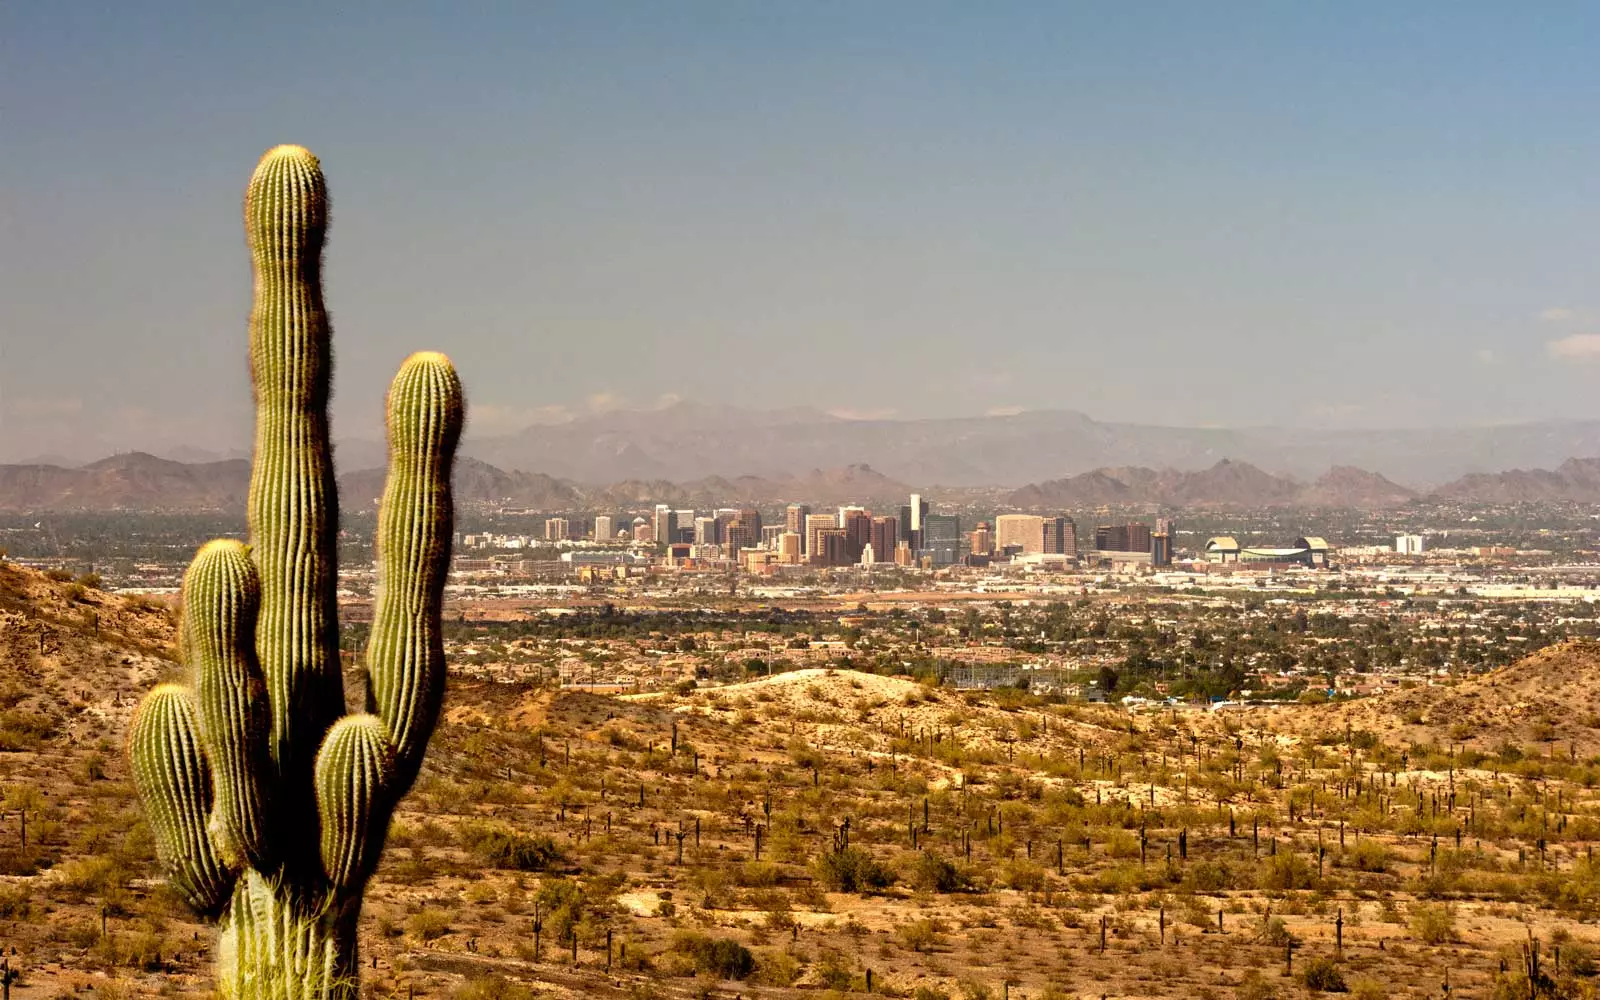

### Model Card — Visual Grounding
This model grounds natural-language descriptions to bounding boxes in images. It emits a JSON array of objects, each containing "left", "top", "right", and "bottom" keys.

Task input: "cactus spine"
[{"left": 129, "top": 145, "right": 464, "bottom": 1000}]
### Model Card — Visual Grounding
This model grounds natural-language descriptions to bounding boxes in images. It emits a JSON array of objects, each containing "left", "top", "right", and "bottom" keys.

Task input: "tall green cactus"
[{"left": 129, "top": 145, "right": 464, "bottom": 1000}]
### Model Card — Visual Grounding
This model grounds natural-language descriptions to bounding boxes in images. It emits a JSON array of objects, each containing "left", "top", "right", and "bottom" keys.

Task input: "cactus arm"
[
  {"left": 314, "top": 715, "right": 396, "bottom": 894},
  {"left": 244, "top": 145, "right": 344, "bottom": 785},
  {"left": 186, "top": 540, "right": 276, "bottom": 872},
  {"left": 129, "top": 685, "right": 236, "bottom": 914},
  {"left": 365, "top": 352, "right": 463, "bottom": 795}
]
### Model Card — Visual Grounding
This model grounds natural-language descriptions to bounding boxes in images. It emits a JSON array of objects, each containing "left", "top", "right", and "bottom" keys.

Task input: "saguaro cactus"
[{"left": 129, "top": 145, "right": 464, "bottom": 1000}]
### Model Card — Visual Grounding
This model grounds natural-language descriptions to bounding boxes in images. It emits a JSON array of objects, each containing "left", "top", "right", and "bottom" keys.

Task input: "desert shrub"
[
  {"left": 752, "top": 949, "right": 800, "bottom": 986},
  {"left": 1260, "top": 851, "right": 1317, "bottom": 891},
  {"left": 908, "top": 850, "right": 968, "bottom": 893},
  {"left": 1184, "top": 859, "right": 1239, "bottom": 892},
  {"left": 668, "top": 932, "right": 754, "bottom": 980},
  {"left": 1258, "top": 916, "right": 1294, "bottom": 948},
  {"left": 1002, "top": 859, "right": 1048, "bottom": 892},
  {"left": 452, "top": 976, "right": 538, "bottom": 1000},
  {"left": 0, "top": 710, "right": 59, "bottom": 750},
  {"left": 460, "top": 824, "right": 561, "bottom": 872},
  {"left": 1347, "top": 840, "right": 1388, "bottom": 873},
  {"left": 44, "top": 567, "right": 73, "bottom": 582},
  {"left": 408, "top": 908, "right": 452, "bottom": 942},
  {"left": 1302, "top": 956, "right": 1348, "bottom": 992},
  {"left": 813, "top": 847, "right": 894, "bottom": 894},
  {"left": 1236, "top": 970, "right": 1278, "bottom": 1000},
  {"left": 734, "top": 861, "right": 782, "bottom": 888},
  {"left": 1409, "top": 903, "right": 1456, "bottom": 945},
  {"left": 898, "top": 917, "right": 948, "bottom": 952},
  {"left": 536, "top": 877, "right": 590, "bottom": 944},
  {"left": 0, "top": 884, "right": 30, "bottom": 918}
]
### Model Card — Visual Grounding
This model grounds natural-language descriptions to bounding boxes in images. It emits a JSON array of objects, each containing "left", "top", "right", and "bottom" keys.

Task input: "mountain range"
[
  {"left": 452, "top": 403, "right": 1600, "bottom": 488},
  {"left": 1006, "top": 461, "right": 1418, "bottom": 509},
  {"left": 7, "top": 449, "right": 1600, "bottom": 513}
]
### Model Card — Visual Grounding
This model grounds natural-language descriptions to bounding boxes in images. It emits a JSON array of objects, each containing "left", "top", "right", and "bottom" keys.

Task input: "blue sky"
[{"left": 5, "top": 2, "right": 1600, "bottom": 460}]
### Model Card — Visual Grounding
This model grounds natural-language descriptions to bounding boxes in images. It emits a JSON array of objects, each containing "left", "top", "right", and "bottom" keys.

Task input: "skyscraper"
[
  {"left": 653, "top": 504, "right": 672, "bottom": 546},
  {"left": 971, "top": 521, "right": 992, "bottom": 556},
  {"left": 870, "top": 516, "right": 898, "bottom": 564},
  {"left": 805, "top": 514, "right": 838, "bottom": 563},
  {"left": 786, "top": 504, "right": 811, "bottom": 554},
  {"left": 544, "top": 517, "right": 570, "bottom": 542},
  {"left": 920, "top": 514, "right": 961, "bottom": 566},
  {"left": 909, "top": 493, "right": 927, "bottom": 533},
  {"left": 1095, "top": 523, "right": 1151, "bottom": 553},
  {"left": 995, "top": 514, "right": 1046, "bottom": 554},
  {"left": 593, "top": 515, "right": 614, "bottom": 541},
  {"left": 694, "top": 516, "right": 718, "bottom": 545},
  {"left": 1043, "top": 515, "right": 1076, "bottom": 555},
  {"left": 777, "top": 531, "right": 802, "bottom": 563},
  {"left": 817, "top": 528, "right": 850, "bottom": 567},
  {"left": 842, "top": 509, "right": 873, "bottom": 562},
  {"left": 725, "top": 521, "right": 757, "bottom": 556}
]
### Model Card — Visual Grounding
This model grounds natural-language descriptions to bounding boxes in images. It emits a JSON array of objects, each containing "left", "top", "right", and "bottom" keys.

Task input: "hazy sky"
[{"left": 6, "top": 2, "right": 1600, "bottom": 462}]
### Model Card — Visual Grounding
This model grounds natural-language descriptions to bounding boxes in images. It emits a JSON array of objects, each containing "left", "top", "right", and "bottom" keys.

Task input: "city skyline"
[{"left": 8, "top": 3, "right": 1600, "bottom": 463}]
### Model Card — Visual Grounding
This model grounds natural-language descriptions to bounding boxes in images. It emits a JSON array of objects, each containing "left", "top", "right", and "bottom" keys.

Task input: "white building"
[
  {"left": 1395, "top": 534, "right": 1426, "bottom": 555},
  {"left": 593, "top": 515, "right": 614, "bottom": 541}
]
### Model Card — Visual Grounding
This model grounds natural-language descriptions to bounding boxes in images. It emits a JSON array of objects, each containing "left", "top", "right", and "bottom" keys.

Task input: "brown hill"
[
  {"left": 337, "top": 457, "right": 583, "bottom": 511},
  {"left": 1430, "top": 457, "right": 1600, "bottom": 503},
  {"left": 1006, "top": 459, "right": 1302, "bottom": 508},
  {"left": 1272, "top": 639, "right": 1600, "bottom": 755},
  {"left": 0, "top": 453, "right": 249, "bottom": 512},
  {"left": 1295, "top": 465, "right": 1416, "bottom": 508}
]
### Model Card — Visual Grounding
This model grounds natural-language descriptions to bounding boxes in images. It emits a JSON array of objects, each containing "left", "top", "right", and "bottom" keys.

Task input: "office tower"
[
  {"left": 1094, "top": 525, "right": 1127, "bottom": 551},
  {"left": 1151, "top": 532, "right": 1172, "bottom": 566},
  {"left": 738, "top": 507, "right": 763, "bottom": 537},
  {"left": 1043, "top": 515, "right": 1076, "bottom": 555},
  {"left": 694, "top": 516, "right": 718, "bottom": 545},
  {"left": 971, "top": 521, "right": 992, "bottom": 556},
  {"left": 805, "top": 514, "right": 838, "bottom": 562},
  {"left": 870, "top": 516, "right": 898, "bottom": 564},
  {"left": 653, "top": 504, "right": 672, "bottom": 545},
  {"left": 777, "top": 531, "right": 802, "bottom": 563},
  {"left": 815, "top": 527, "right": 849, "bottom": 567},
  {"left": 725, "top": 521, "right": 757, "bottom": 556},
  {"left": 592, "top": 515, "right": 614, "bottom": 541},
  {"left": 786, "top": 504, "right": 811, "bottom": 553},
  {"left": 894, "top": 540, "right": 914, "bottom": 566},
  {"left": 838, "top": 504, "right": 866, "bottom": 528},
  {"left": 714, "top": 508, "right": 739, "bottom": 544},
  {"left": 860, "top": 542, "right": 876, "bottom": 566},
  {"left": 1128, "top": 524, "right": 1152, "bottom": 552},
  {"left": 631, "top": 517, "right": 652, "bottom": 543},
  {"left": 995, "top": 514, "right": 1046, "bottom": 554},
  {"left": 1095, "top": 523, "right": 1152, "bottom": 552},
  {"left": 761, "top": 524, "right": 784, "bottom": 546},
  {"left": 842, "top": 508, "right": 873, "bottom": 561},
  {"left": 909, "top": 494, "right": 928, "bottom": 533},
  {"left": 920, "top": 513, "right": 960, "bottom": 566},
  {"left": 674, "top": 509, "right": 696, "bottom": 544},
  {"left": 543, "top": 517, "right": 570, "bottom": 542},
  {"left": 898, "top": 504, "right": 913, "bottom": 541}
]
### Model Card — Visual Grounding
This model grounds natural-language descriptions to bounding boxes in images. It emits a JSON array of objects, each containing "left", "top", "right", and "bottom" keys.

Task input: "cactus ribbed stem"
[
  {"left": 368, "top": 353, "right": 462, "bottom": 793},
  {"left": 246, "top": 144, "right": 344, "bottom": 790},
  {"left": 130, "top": 144, "right": 464, "bottom": 1000},
  {"left": 315, "top": 715, "right": 395, "bottom": 893},
  {"left": 129, "top": 686, "right": 235, "bottom": 914},
  {"left": 188, "top": 540, "right": 275, "bottom": 871}
]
